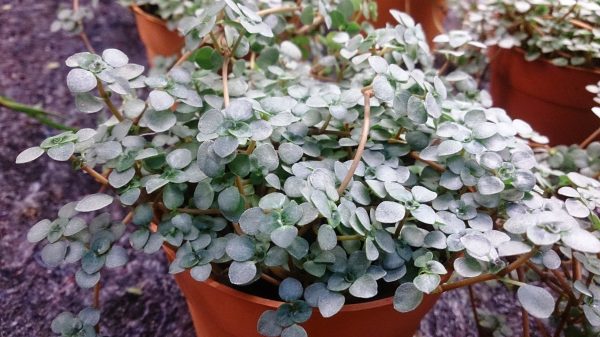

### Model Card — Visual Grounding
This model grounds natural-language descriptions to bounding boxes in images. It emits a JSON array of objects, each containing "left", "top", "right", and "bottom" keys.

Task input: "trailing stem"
[
  {"left": 517, "top": 268, "right": 530, "bottom": 337},
  {"left": 222, "top": 58, "right": 230, "bottom": 108},
  {"left": 0, "top": 96, "right": 76, "bottom": 131},
  {"left": 580, "top": 126, "right": 600, "bottom": 148},
  {"left": 435, "top": 248, "right": 537, "bottom": 293},
  {"left": 73, "top": 0, "right": 96, "bottom": 53},
  {"left": 96, "top": 79, "right": 123, "bottom": 121},
  {"left": 467, "top": 285, "right": 482, "bottom": 337},
  {"left": 336, "top": 89, "right": 373, "bottom": 195}
]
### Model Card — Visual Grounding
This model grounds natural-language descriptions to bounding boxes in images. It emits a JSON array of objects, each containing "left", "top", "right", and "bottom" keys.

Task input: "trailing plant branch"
[
  {"left": 256, "top": 5, "right": 298, "bottom": 17},
  {"left": 580, "top": 126, "right": 600, "bottom": 148},
  {"left": 337, "top": 90, "right": 372, "bottom": 195},
  {"left": 436, "top": 249, "right": 537, "bottom": 293},
  {"left": 0, "top": 96, "right": 76, "bottom": 131},
  {"left": 96, "top": 79, "right": 123, "bottom": 121},
  {"left": 72, "top": 0, "right": 95, "bottom": 53}
]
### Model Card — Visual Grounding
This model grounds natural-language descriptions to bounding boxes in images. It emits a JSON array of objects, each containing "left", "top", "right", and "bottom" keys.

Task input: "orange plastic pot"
[
  {"left": 131, "top": 5, "right": 184, "bottom": 64},
  {"left": 489, "top": 47, "right": 600, "bottom": 145},
  {"left": 163, "top": 247, "right": 441, "bottom": 337},
  {"left": 374, "top": 0, "right": 446, "bottom": 48}
]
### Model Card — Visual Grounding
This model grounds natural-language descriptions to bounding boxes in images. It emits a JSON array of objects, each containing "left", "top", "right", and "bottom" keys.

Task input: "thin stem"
[
  {"left": 337, "top": 90, "right": 372, "bottom": 195},
  {"left": 73, "top": 0, "right": 95, "bottom": 53},
  {"left": 500, "top": 277, "right": 527, "bottom": 287},
  {"left": 80, "top": 163, "right": 109, "bottom": 185},
  {"left": 308, "top": 128, "right": 350, "bottom": 137},
  {"left": 122, "top": 211, "right": 134, "bottom": 225},
  {"left": 250, "top": 52, "right": 256, "bottom": 70},
  {"left": 320, "top": 115, "right": 332, "bottom": 132},
  {"left": 260, "top": 272, "right": 281, "bottom": 286},
  {"left": 393, "top": 216, "right": 407, "bottom": 239},
  {"left": 175, "top": 207, "right": 222, "bottom": 215},
  {"left": 296, "top": 15, "right": 324, "bottom": 35},
  {"left": 257, "top": 5, "right": 298, "bottom": 17},
  {"left": 572, "top": 259, "right": 582, "bottom": 281},
  {"left": 222, "top": 57, "right": 230, "bottom": 108},
  {"left": 230, "top": 33, "right": 244, "bottom": 59},
  {"left": 245, "top": 140, "right": 256, "bottom": 155},
  {"left": 524, "top": 261, "right": 565, "bottom": 294},
  {"left": 569, "top": 18, "right": 593, "bottom": 31},
  {"left": 79, "top": 32, "right": 96, "bottom": 54},
  {"left": 436, "top": 248, "right": 537, "bottom": 293},
  {"left": 409, "top": 151, "right": 445, "bottom": 173},
  {"left": 209, "top": 32, "right": 223, "bottom": 54},
  {"left": 93, "top": 282, "right": 101, "bottom": 332},
  {"left": 467, "top": 285, "right": 482, "bottom": 337},
  {"left": 96, "top": 79, "right": 124, "bottom": 121},
  {"left": 518, "top": 268, "right": 530, "bottom": 337},
  {"left": 580, "top": 126, "right": 600, "bottom": 148},
  {"left": 550, "top": 269, "right": 576, "bottom": 301},
  {"left": 534, "top": 318, "right": 551, "bottom": 337},
  {"left": 172, "top": 35, "right": 211, "bottom": 69},
  {"left": 337, "top": 235, "right": 364, "bottom": 241},
  {"left": 0, "top": 96, "right": 76, "bottom": 131},
  {"left": 553, "top": 300, "right": 573, "bottom": 337}
]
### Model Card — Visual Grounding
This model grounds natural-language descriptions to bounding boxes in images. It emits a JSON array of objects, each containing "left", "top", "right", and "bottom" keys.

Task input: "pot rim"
[
  {"left": 131, "top": 4, "right": 169, "bottom": 27},
  {"left": 162, "top": 245, "right": 400, "bottom": 311},
  {"left": 163, "top": 245, "right": 451, "bottom": 313},
  {"left": 499, "top": 46, "right": 600, "bottom": 75}
]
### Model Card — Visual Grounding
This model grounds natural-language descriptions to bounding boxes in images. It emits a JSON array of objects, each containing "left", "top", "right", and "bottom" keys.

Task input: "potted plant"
[
  {"left": 18, "top": 3, "right": 600, "bottom": 337},
  {"left": 52, "top": 0, "right": 204, "bottom": 63},
  {"left": 375, "top": 0, "right": 447, "bottom": 47},
  {"left": 457, "top": 0, "right": 600, "bottom": 145},
  {"left": 120, "top": 0, "right": 209, "bottom": 62}
]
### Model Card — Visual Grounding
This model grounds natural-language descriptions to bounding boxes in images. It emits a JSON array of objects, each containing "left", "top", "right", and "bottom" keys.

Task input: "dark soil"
[{"left": 0, "top": 1, "right": 527, "bottom": 336}]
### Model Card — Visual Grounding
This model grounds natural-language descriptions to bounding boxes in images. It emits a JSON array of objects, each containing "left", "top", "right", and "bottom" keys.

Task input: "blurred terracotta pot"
[
  {"left": 374, "top": 0, "right": 447, "bottom": 47},
  {"left": 163, "top": 246, "right": 441, "bottom": 337},
  {"left": 489, "top": 47, "right": 600, "bottom": 145},
  {"left": 131, "top": 5, "right": 184, "bottom": 64}
]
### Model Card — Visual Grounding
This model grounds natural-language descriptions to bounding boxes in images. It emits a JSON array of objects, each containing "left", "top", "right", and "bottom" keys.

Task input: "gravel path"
[{"left": 0, "top": 1, "right": 526, "bottom": 336}]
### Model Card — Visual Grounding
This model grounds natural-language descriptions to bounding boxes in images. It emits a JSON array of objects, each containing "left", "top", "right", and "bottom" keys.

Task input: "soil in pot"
[
  {"left": 489, "top": 47, "right": 600, "bottom": 145},
  {"left": 163, "top": 246, "right": 441, "bottom": 337},
  {"left": 374, "top": 0, "right": 446, "bottom": 48},
  {"left": 131, "top": 5, "right": 184, "bottom": 64}
]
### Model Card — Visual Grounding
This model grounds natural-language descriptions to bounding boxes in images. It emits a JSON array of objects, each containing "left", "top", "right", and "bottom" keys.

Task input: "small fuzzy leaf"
[
  {"left": 317, "top": 225, "right": 337, "bottom": 251},
  {"left": 393, "top": 282, "right": 423, "bottom": 312},
  {"left": 375, "top": 201, "right": 405, "bottom": 223},
  {"left": 67, "top": 69, "right": 96, "bottom": 93},
  {"left": 517, "top": 285, "right": 555, "bottom": 319},
  {"left": 279, "top": 277, "right": 303, "bottom": 301},
  {"left": 229, "top": 261, "right": 257, "bottom": 285},
  {"left": 16, "top": 146, "right": 45, "bottom": 164},
  {"left": 75, "top": 194, "right": 114, "bottom": 212}
]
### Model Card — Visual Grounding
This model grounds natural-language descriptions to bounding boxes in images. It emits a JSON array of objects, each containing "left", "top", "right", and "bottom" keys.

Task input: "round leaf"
[
  {"left": 393, "top": 283, "right": 423, "bottom": 312},
  {"left": 67, "top": 69, "right": 97, "bottom": 93},
  {"left": 228, "top": 261, "right": 257, "bottom": 285},
  {"left": 517, "top": 285, "right": 555, "bottom": 319},
  {"left": 375, "top": 201, "right": 406, "bottom": 223}
]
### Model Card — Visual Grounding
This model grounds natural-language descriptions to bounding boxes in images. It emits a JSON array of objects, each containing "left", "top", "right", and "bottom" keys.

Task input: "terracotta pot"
[
  {"left": 489, "top": 47, "right": 600, "bottom": 145},
  {"left": 131, "top": 5, "right": 184, "bottom": 64},
  {"left": 374, "top": 0, "right": 447, "bottom": 47},
  {"left": 163, "top": 246, "right": 441, "bottom": 337}
]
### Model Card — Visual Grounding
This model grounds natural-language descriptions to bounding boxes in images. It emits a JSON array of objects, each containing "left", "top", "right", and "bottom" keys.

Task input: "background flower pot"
[
  {"left": 131, "top": 5, "right": 184, "bottom": 64},
  {"left": 374, "top": 0, "right": 446, "bottom": 47},
  {"left": 163, "top": 246, "right": 440, "bottom": 337},
  {"left": 489, "top": 47, "right": 600, "bottom": 145}
]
